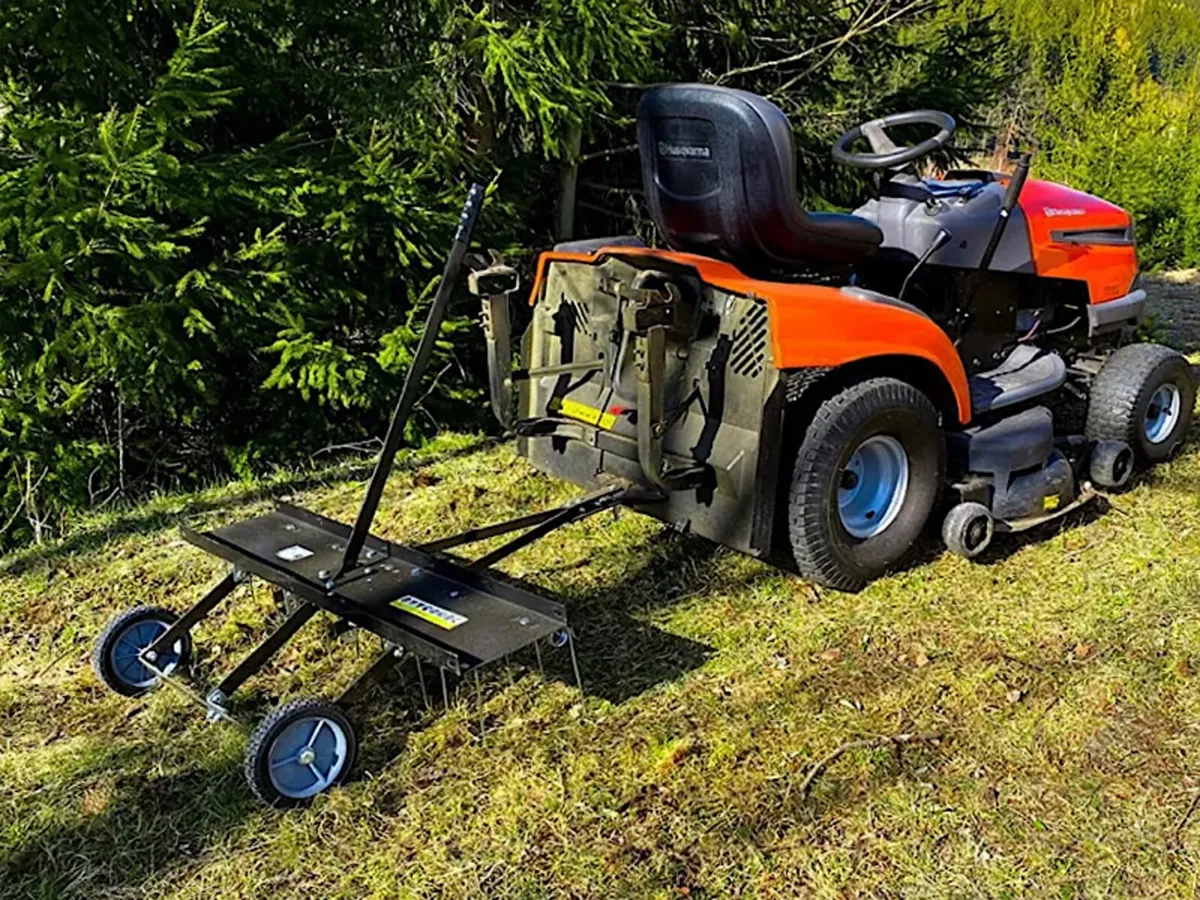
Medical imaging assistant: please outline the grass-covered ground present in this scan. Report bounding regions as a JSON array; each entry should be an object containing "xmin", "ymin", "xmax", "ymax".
[{"xmin": 4, "ymin": 282, "xmax": 1200, "ymax": 897}]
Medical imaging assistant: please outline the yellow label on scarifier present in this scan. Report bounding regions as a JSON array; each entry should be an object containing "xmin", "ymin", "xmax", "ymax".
[
  {"xmin": 559, "ymin": 398, "xmax": 617, "ymax": 430},
  {"xmin": 1043, "ymin": 494, "xmax": 1061, "ymax": 512},
  {"xmin": 392, "ymin": 595, "xmax": 468, "ymax": 630}
]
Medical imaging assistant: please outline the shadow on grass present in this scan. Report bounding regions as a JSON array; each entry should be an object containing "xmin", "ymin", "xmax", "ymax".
[
  {"xmin": 0, "ymin": 750, "xmax": 254, "ymax": 900},
  {"xmin": 350, "ymin": 528, "xmax": 726, "ymax": 753},
  {"xmin": 0, "ymin": 437, "xmax": 499, "ymax": 579},
  {"xmin": 484, "ymin": 529, "xmax": 756, "ymax": 704}
]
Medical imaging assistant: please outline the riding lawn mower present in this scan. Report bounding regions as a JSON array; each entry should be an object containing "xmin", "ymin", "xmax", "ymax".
[
  {"xmin": 93, "ymin": 84, "xmax": 1195, "ymax": 805},
  {"xmin": 500, "ymin": 84, "xmax": 1194, "ymax": 590}
]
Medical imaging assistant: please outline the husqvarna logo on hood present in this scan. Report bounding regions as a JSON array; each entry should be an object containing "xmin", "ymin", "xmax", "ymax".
[
  {"xmin": 1043, "ymin": 207, "xmax": 1086, "ymax": 217},
  {"xmin": 658, "ymin": 141, "xmax": 712, "ymax": 159}
]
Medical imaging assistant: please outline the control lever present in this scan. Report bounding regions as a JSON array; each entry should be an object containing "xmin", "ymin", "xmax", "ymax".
[
  {"xmin": 899, "ymin": 227, "xmax": 952, "ymax": 303},
  {"xmin": 979, "ymin": 152, "xmax": 1032, "ymax": 272}
]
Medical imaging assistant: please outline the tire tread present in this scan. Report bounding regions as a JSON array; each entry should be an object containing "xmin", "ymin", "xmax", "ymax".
[
  {"xmin": 245, "ymin": 698, "xmax": 357, "ymax": 806},
  {"xmin": 1085, "ymin": 342, "xmax": 1194, "ymax": 462},
  {"xmin": 788, "ymin": 377, "xmax": 942, "ymax": 592}
]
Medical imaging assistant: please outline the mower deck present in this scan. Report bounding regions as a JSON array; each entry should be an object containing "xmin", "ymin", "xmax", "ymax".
[{"xmin": 183, "ymin": 504, "xmax": 567, "ymax": 676}]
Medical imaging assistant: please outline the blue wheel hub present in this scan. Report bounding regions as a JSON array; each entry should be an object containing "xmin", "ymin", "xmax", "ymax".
[
  {"xmin": 838, "ymin": 435, "xmax": 910, "ymax": 539},
  {"xmin": 268, "ymin": 716, "xmax": 350, "ymax": 800},
  {"xmin": 110, "ymin": 618, "xmax": 182, "ymax": 689},
  {"xmin": 1145, "ymin": 383, "xmax": 1181, "ymax": 444}
]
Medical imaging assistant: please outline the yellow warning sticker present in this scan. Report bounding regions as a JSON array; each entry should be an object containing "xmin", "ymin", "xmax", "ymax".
[
  {"xmin": 1043, "ymin": 494, "xmax": 1061, "ymax": 512},
  {"xmin": 558, "ymin": 398, "xmax": 618, "ymax": 430},
  {"xmin": 392, "ymin": 595, "xmax": 468, "ymax": 630}
]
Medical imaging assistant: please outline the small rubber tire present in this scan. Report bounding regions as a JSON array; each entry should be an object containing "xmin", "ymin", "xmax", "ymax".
[
  {"xmin": 942, "ymin": 502, "xmax": 994, "ymax": 560},
  {"xmin": 245, "ymin": 699, "xmax": 358, "ymax": 807},
  {"xmin": 1085, "ymin": 343, "xmax": 1195, "ymax": 464},
  {"xmin": 788, "ymin": 377, "xmax": 945, "ymax": 592},
  {"xmin": 92, "ymin": 606, "xmax": 191, "ymax": 697},
  {"xmin": 1089, "ymin": 440, "xmax": 1134, "ymax": 490}
]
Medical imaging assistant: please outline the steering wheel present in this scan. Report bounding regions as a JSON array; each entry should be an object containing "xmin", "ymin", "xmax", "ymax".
[{"xmin": 832, "ymin": 110, "xmax": 956, "ymax": 169}]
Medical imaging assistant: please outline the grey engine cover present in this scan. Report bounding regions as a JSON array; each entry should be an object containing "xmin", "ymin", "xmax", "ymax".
[{"xmin": 854, "ymin": 179, "xmax": 1035, "ymax": 272}]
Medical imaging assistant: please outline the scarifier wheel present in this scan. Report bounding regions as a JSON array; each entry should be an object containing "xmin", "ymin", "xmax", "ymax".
[
  {"xmin": 245, "ymin": 698, "xmax": 358, "ymax": 806},
  {"xmin": 93, "ymin": 606, "xmax": 191, "ymax": 697}
]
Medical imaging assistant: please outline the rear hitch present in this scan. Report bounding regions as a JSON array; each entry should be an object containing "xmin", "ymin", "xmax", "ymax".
[{"xmin": 627, "ymin": 270, "xmax": 708, "ymax": 492}]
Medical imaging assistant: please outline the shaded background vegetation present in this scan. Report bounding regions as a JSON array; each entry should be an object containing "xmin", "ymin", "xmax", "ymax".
[{"xmin": 1, "ymin": 0, "xmax": 1198, "ymax": 547}]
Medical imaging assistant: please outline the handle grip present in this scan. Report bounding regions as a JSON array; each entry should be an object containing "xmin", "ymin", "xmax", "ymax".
[
  {"xmin": 1003, "ymin": 153, "xmax": 1032, "ymax": 212},
  {"xmin": 455, "ymin": 183, "xmax": 487, "ymax": 242}
]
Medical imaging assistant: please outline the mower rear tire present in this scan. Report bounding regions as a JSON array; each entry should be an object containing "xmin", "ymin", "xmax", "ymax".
[
  {"xmin": 1085, "ymin": 343, "xmax": 1195, "ymax": 464},
  {"xmin": 788, "ymin": 377, "xmax": 944, "ymax": 592}
]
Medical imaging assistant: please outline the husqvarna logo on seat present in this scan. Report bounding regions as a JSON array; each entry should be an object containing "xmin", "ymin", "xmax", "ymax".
[{"xmin": 658, "ymin": 141, "xmax": 712, "ymax": 159}]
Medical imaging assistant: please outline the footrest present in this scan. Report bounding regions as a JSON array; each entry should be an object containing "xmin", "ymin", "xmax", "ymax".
[
  {"xmin": 970, "ymin": 345, "xmax": 1066, "ymax": 415},
  {"xmin": 183, "ymin": 504, "xmax": 567, "ymax": 675}
]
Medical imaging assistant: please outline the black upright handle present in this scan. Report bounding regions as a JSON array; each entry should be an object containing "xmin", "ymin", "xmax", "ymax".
[
  {"xmin": 336, "ymin": 184, "xmax": 487, "ymax": 578},
  {"xmin": 979, "ymin": 152, "xmax": 1032, "ymax": 272},
  {"xmin": 1002, "ymin": 152, "xmax": 1032, "ymax": 212}
]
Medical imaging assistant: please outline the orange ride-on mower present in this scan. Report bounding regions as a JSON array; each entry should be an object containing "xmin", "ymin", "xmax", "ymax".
[
  {"xmin": 91, "ymin": 86, "xmax": 1194, "ymax": 807},
  {"xmin": 478, "ymin": 84, "xmax": 1194, "ymax": 591}
]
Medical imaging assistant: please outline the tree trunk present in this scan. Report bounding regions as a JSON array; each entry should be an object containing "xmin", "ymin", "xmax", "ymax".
[{"xmin": 556, "ymin": 123, "xmax": 584, "ymax": 242}]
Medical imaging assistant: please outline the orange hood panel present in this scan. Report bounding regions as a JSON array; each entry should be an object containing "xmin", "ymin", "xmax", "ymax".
[
  {"xmin": 528, "ymin": 247, "xmax": 972, "ymax": 424},
  {"xmin": 1017, "ymin": 179, "xmax": 1138, "ymax": 303}
]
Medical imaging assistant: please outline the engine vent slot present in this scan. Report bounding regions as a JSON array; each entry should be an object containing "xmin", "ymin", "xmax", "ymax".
[{"xmin": 729, "ymin": 302, "xmax": 769, "ymax": 378}]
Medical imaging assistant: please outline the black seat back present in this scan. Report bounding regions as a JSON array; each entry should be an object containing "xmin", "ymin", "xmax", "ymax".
[{"xmin": 637, "ymin": 84, "xmax": 881, "ymax": 271}]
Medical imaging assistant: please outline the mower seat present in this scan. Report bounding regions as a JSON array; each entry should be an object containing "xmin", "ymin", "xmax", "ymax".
[{"xmin": 637, "ymin": 84, "xmax": 883, "ymax": 272}]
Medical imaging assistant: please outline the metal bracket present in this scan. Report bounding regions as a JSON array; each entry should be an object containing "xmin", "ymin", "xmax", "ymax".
[
  {"xmin": 205, "ymin": 690, "xmax": 229, "ymax": 723},
  {"xmin": 469, "ymin": 252, "xmax": 521, "ymax": 430}
]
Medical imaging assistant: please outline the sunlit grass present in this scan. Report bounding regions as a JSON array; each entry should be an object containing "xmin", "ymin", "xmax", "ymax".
[{"xmin": 3, "ymin": 423, "xmax": 1200, "ymax": 897}]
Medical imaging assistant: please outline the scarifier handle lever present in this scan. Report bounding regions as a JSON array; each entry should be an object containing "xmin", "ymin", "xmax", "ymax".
[{"xmin": 336, "ymin": 184, "xmax": 487, "ymax": 579}]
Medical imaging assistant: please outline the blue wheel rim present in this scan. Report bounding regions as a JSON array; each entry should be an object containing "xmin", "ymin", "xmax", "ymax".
[
  {"xmin": 110, "ymin": 618, "xmax": 181, "ymax": 689},
  {"xmin": 267, "ymin": 716, "xmax": 349, "ymax": 800},
  {"xmin": 1145, "ymin": 383, "xmax": 1181, "ymax": 444},
  {"xmin": 838, "ymin": 435, "xmax": 910, "ymax": 539}
]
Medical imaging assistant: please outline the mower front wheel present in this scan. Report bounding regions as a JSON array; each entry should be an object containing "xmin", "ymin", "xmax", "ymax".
[
  {"xmin": 788, "ymin": 377, "xmax": 944, "ymax": 592},
  {"xmin": 942, "ymin": 502, "xmax": 995, "ymax": 560},
  {"xmin": 1086, "ymin": 343, "xmax": 1195, "ymax": 464}
]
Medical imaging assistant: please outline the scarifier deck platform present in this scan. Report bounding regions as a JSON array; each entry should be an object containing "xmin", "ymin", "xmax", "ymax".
[{"xmin": 184, "ymin": 504, "xmax": 567, "ymax": 676}]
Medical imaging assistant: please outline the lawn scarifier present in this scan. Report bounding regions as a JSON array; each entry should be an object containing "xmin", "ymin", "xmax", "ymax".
[{"xmin": 90, "ymin": 184, "xmax": 654, "ymax": 806}]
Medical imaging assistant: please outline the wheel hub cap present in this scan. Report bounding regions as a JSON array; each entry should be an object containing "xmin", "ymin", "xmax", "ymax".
[
  {"xmin": 1145, "ymin": 383, "xmax": 1182, "ymax": 444},
  {"xmin": 268, "ymin": 716, "xmax": 348, "ymax": 800},
  {"xmin": 111, "ymin": 619, "xmax": 182, "ymax": 688},
  {"xmin": 838, "ymin": 435, "xmax": 911, "ymax": 539}
]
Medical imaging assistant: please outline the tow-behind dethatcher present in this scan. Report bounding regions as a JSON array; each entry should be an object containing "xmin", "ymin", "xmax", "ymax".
[{"xmin": 95, "ymin": 85, "xmax": 1195, "ymax": 805}]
